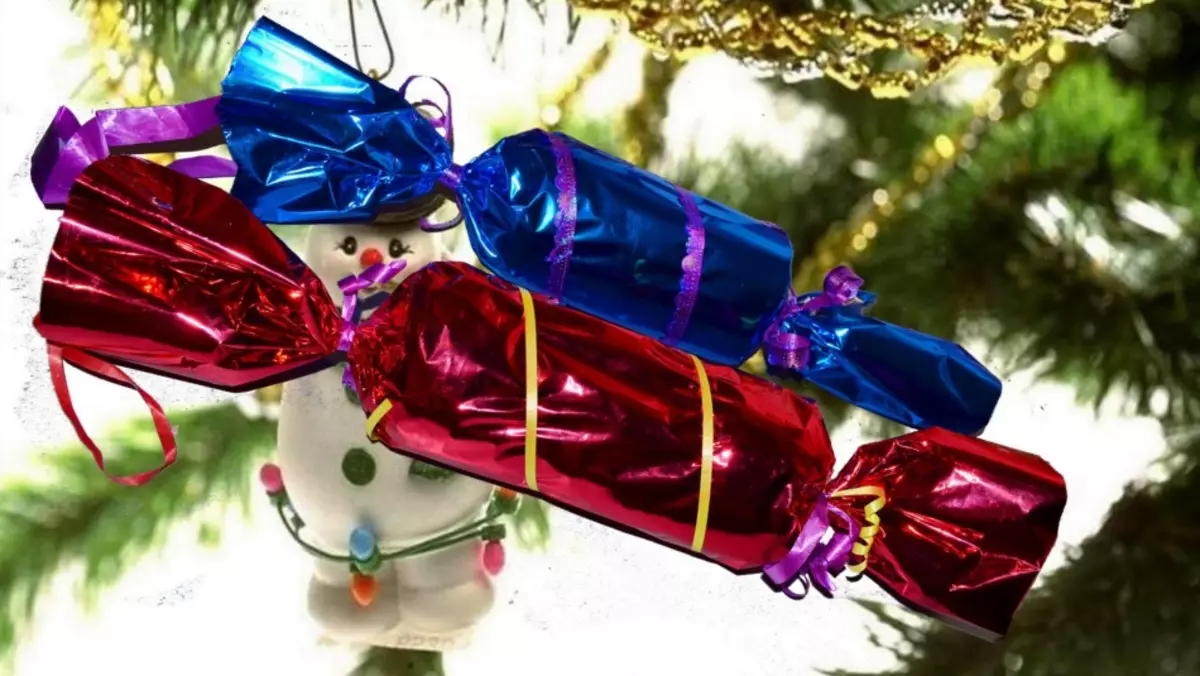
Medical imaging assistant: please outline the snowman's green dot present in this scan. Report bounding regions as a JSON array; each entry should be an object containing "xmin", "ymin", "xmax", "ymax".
[{"xmin": 342, "ymin": 447, "xmax": 376, "ymax": 486}]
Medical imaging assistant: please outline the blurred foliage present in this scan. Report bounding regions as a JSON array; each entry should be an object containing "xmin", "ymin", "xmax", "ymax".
[
  {"xmin": 0, "ymin": 399, "xmax": 552, "ymax": 666},
  {"xmin": 70, "ymin": 0, "xmax": 258, "ymax": 104},
  {"xmin": 0, "ymin": 404, "xmax": 276, "ymax": 663},
  {"xmin": 350, "ymin": 647, "xmax": 444, "ymax": 676},
  {"xmin": 78, "ymin": 0, "xmax": 257, "ymax": 67}
]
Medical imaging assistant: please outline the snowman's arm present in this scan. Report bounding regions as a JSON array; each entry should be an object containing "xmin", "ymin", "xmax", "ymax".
[
  {"xmin": 394, "ymin": 541, "xmax": 496, "ymax": 633},
  {"xmin": 394, "ymin": 540, "xmax": 483, "ymax": 590}
]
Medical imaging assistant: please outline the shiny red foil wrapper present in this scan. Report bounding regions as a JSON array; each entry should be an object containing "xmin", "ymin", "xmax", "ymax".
[
  {"xmin": 828, "ymin": 428, "xmax": 1066, "ymax": 639},
  {"xmin": 350, "ymin": 261, "xmax": 835, "ymax": 572},
  {"xmin": 36, "ymin": 155, "xmax": 342, "ymax": 390},
  {"xmin": 38, "ymin": 157, "xmax": 1066, "ymax": 638}
]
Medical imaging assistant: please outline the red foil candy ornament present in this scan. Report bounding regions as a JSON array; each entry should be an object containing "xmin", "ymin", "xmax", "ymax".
[
  {"xmin": 35, "ymin": 156, "xmax": 1067, "ymax": 640},
  {"xmin": 36, "ymin": 155, "xmax": 341, "ymax": 390}
]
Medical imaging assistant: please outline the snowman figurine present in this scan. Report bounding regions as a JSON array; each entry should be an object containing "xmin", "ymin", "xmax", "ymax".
[{"xmin": 261, "ymin": 196, "xmax": 510, "ymax": 652}]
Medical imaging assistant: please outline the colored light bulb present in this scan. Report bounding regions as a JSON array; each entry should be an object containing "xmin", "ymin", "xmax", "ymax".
[
  {"xmin": 349, "ymin": 526, "xmax": 377, "ymax": 561},
  {"xmin": 350, "ymin": 573, "xmax": 377, "ymax": 607},
  {"xmin": 481, "ymin": 541, "xmax": 506, "ymax": 576},
  {"xmin": 259, "ymin": 463, "xmax": 284, "ymax": 494}
]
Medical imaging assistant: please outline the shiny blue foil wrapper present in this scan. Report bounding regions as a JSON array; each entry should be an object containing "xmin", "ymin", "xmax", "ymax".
[
  {"xmin": 460, "ymin": 130, "xmax": 793, "ymax": 364},
  {"xmin": 213, "ymin": 18, "xmax": 1001, "ymax": 433},
  {"xmin": 767, "ymin": 289, "xmax": 1002, "ymax": 435},
  {"xmin": 218, "ymin": 18, "xmax": 451, "ymax": 223}
]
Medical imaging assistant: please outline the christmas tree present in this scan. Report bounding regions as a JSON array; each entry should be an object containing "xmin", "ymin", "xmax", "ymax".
[{"xmin": 3, "ymin": 0, "xmax": 1197, "ymax": 674}]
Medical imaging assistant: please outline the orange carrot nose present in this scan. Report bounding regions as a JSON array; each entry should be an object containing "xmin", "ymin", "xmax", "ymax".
[
  {"xmin": 350, "ymin": 573, "xmax": 378, "ymax": 607},
  {"xmin": 359, "ymin": 247, "xmax": 384, "ymax": 268}
]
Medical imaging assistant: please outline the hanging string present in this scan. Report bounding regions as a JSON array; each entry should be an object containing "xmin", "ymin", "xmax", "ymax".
[{"xmin": 347, "ymin": 0, "xmax": 395, "ymax": 80}]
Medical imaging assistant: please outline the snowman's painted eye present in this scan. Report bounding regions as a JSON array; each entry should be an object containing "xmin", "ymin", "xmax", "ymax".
[
  {"xmin": 342, "ymin": 447, "xmax": 376, "ymax": 486},
  {"xmin": 388, "ymin": 238, "xmax": 413, "ymax": 258},
  {"xmin": 338, "ymin": 236, "xmax": 358, "ymax": 255},
  {"xmin": 408, "ymin": 460, "xmax": 455, "ymax": 481}
]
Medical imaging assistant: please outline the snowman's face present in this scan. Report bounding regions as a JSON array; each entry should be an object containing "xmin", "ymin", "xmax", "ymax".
[{"xmin": 303, "ymin": 220, "xmax": 448, "ymax": 300}]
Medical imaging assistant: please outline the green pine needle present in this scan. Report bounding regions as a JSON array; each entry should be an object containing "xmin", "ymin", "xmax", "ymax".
[
  {"xmin": 511, "ymin": 495, "xmax": 552, "ymax": 550},
  {"xmin": 349, "ymin": 647, "xmax": 444, "ymax": 676},
  {"xmin": 0, "ymin": 403, "xmax": 276, "ymax": 663},
  {"xmin": 69, "ymin": 0, "xmax": 260, "ymax": 101}
]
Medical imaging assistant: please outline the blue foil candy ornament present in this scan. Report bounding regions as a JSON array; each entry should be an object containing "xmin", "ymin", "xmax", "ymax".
[
  {"xmin": 217, "ymin": 17, "xmax": 794, "ymax": 366},
  {"xmin": 219, "ymin": 19, "xmax": 451, "ymax": 223},
  {"xmin": 213, "ymin": 18, "xmax": 1001, "ymax": 434},
  {"xmin": 764, "ymin": 267, "xmax": 1002, "ymax": 435},
  {"xmin": 458, "ymin": 130, "xmax": 793, "ymax": 364}
]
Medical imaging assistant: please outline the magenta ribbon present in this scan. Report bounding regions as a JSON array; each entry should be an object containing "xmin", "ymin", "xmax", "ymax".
[
  {"xmin": 762, "ymin": 493, "xmax": 860, "ymax": 599},
  {"xmin": 336, "ymin": 260, "xmax": 408, "ymax": 389},
  {"xmin": 665, "ymin": 188, "xmax": 707, "ymax": 344},
  {"xmin": 762, "ymin": 266, "xmax": 864, "ymax": 371},
  {"xmin": 544, "ymin": 133, "xmax": 580, "ymax": 301},
  {"xmin": 31, "ymin": 97, "xmax": 236, "ymax": 207}
]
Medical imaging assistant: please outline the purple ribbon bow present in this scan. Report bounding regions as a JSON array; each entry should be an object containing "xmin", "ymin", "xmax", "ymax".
[
  {"xmin": 336, "ymin": 259, "xmax": 408, "ymax": 389},
  {"xmin": 31, "ymin": 98, "xmax": 237, "ymax": 207},
  {"xmin": 762, "ymin": 493, "xmax": 860, "ymax": 599},
  {"xmin": 396, "ymin": 74, "xmax": 468, "ymax": 234},
  {"xmin": 762, "ymin": 265, "xmax": 864, "ymax": 371}
]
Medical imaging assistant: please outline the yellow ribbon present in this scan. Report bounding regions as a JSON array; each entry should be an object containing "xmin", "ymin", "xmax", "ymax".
[
  {"xmin": 689, "ymin": 354, "xmax": 715, "ymax": 553},
  {"xmin": 365, "ymin": 398, "xmax": 393, "ymax": 442},
  {"xmin": 830, "ymin": 485, "xmax": 886, "ymax": 574},
  {"xmin": 518, "ymin": 288, "xmax": 539, "ymax": 492}
]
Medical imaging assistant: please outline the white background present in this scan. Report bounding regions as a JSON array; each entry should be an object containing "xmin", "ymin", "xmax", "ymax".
[{"xmin": 0, "ymin": 1, "xmax": 1168, "ymax": 674}]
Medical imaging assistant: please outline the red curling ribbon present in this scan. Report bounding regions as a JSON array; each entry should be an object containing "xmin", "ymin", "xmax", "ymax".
[{"xmin": 46, "ymin": 341, "xmax": 178, "ymax": 487}]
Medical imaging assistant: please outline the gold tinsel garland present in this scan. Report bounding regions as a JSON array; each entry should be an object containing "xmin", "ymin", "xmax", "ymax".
[{"xmin": 573, "ymin": 0, "xmax": 1143, "ymax": 98}]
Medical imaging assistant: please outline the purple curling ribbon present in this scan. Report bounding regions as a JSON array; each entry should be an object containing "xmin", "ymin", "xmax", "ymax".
[
  {"xmin": 544, "ymin": 133, "xmax": 579, "ymax": 301},
  {"xmin": 32, "ymin": 97, "xmax": 233, "ymax": 207},
  {"xmin": 399, "ymin": 75, "xmax": 468, "ymax": 234},
  {"xmin": 400, "ymin": 75, "xmax": 455, "ymax": 151},
  {"xmin": 762, "ymin": 266, "xmax": 864, "ymax": 371},
  {"xmin": 762, "ymin": 493, "xmax": 860, "ymax": 599},
  {"xmin": 336, "ymin": 259, "xmax": 409, "ymax": 390},
  {"xmin": 665, "ymin": 188, "xmax": 707, "ymax": 344}
]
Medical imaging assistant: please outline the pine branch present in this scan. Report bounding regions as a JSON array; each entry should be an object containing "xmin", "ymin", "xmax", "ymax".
[
  {"xmin": 511, "ymin": 493, "xmax": 552, "ymax": 550},
  {"xmin": 70, "ymin": 0, "xmax": 259, "ymax": 102},
  {"xmin": 0, "ymin": 403, "xmax": 276, "ymax": 662},
  {"xmin": 846, "ymin": 59, "xmax": 1200, "ymax": 424},
  {"xmin": 349, "ymin": 647, "xmax": 444, "ymax": 676}
]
